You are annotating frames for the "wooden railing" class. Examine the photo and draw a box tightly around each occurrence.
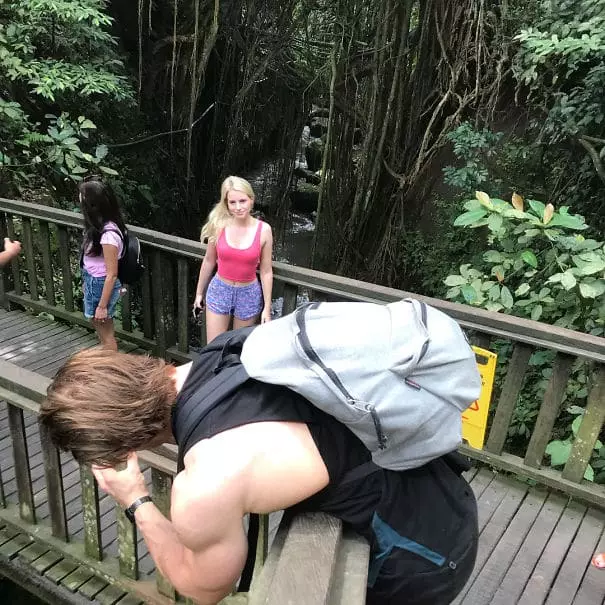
[0,197,603,601]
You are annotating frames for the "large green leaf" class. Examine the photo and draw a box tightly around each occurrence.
[584,464,594,482]
[521,250,538,268]
[528,199,546,218]
[577,259,605,276]
[454,210,488,227]
[461,285,478,304]
[531,304,543,321]
[579,279,605,298]
[487,214,503,233]
[95,144,108,160]
[444,275,467,286]
[560,271,577,290]
[500,286,514,309]
[483,250,504,263]
[572,415,583,437]
[99,166,118,176]
[548,213,587,230]
[545,440,572,467]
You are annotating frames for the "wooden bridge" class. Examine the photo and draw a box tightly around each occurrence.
[0,197,604,605]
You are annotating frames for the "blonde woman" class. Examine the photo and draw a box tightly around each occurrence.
[193,176,273,343]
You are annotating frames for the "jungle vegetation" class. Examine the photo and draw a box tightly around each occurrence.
[1,0,603,296]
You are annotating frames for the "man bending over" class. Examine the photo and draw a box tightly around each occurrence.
[41,339,478,605]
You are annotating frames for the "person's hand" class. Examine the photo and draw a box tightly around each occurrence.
[192,294,205,316]
[193,293,205,310]
[261,306,271,324]
[92,452,149,508]
[4,238,21,258]
[94,305,108,322]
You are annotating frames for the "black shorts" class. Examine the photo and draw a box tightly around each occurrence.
[365,456,478,605]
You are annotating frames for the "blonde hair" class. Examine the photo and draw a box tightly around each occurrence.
[200,176,255,243]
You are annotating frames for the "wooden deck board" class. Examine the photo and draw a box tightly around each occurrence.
[0,308,604,602]
[517,500,587,604]
[490,491,568,604]
[571,522,605,605]
[461,487,550,605]
[545,507,605,605]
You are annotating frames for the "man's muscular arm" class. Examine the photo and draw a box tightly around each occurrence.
[93,453,248,604]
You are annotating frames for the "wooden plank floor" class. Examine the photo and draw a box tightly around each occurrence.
[0,308,604,603]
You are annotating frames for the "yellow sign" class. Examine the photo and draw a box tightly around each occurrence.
[462,346,498,449]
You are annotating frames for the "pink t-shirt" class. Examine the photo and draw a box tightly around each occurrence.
[82,222,123,277]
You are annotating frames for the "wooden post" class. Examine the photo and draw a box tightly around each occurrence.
[121,288,132,333]
[282,283,298,316]
[57,226,74,312]
[0,213,9,308]
[471,333,491,350]
[117,503,139,580]
[164,257,177,349]
[39,220,56,307]
[39,423,68,541]
[8,404,36,524]
[141,249,154,340]
[152,251,167,357]
[22,217,39,301]
[0,460,5,508]
[562,365,605,483]
[524,353,575,469]
[6,216,22,296]
[80,465,102,561]
[485,343,533,455]
[152,468,176,599]
[177,258,190,354]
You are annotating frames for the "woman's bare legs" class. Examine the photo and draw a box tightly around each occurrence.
[206,309,232,343]
[233,315,259,330]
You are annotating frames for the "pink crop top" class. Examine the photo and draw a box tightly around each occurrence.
[216,220,263,282]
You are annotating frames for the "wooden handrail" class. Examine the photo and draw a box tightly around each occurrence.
[0,197,603,361]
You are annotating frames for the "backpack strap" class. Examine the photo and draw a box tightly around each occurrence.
[337,449,471,489]
[174,363,250,468]
[103,227,126,259]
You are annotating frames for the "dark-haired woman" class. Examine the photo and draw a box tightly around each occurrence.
[78,176,126,350]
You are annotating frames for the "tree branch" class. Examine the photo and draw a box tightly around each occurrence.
[578,136,605,184]
[107,103,215,149]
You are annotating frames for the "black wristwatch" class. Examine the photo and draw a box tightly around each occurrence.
[124,496,153,523]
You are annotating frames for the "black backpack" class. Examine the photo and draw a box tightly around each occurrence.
[80,227,145,286]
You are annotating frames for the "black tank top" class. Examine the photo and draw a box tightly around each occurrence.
[171,350,382,529]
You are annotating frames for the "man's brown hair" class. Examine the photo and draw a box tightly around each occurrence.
[41,348,176,467]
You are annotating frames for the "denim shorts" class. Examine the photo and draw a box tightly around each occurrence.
[206,275,262,321]
[82,269,121,319]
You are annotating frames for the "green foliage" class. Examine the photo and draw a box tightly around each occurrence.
[444,191,604,335]
[1,108,117,185]
[0,1,132,197]
[443,124,504,191]
[0,1,131,103]
[514,1,605,179]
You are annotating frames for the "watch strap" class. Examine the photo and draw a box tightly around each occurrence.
[124,495,152,523]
